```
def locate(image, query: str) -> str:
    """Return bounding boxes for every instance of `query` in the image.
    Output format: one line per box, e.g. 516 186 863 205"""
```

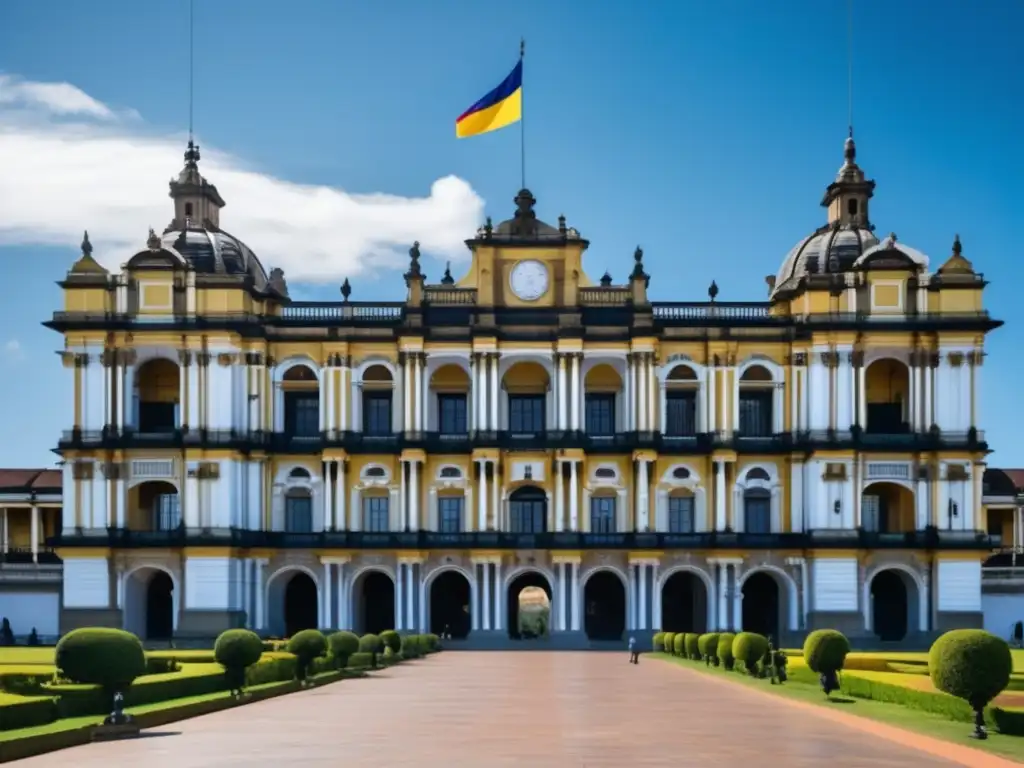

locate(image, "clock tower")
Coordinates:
458 189 593 309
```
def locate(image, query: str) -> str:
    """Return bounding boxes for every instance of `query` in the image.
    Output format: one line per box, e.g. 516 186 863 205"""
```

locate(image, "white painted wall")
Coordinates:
62 558 110 608
811 558 858 612
937 560 982 612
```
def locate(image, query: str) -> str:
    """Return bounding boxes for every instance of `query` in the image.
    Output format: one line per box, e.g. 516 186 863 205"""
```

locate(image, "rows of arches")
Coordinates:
119 562 923 643
122 352 916 438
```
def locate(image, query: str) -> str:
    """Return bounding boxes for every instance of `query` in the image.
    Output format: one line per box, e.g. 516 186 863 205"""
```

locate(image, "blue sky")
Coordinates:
0 0 1021 468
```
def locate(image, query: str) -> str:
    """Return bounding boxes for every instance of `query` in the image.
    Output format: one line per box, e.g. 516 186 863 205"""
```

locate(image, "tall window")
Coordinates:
509 395 545 434
363 393 393 435
585 394 615 435
284 393 319 437
363 496 390 532
738 392 772 437
743 489 771 534
589 496 616 533
285 491 313 533
438 497 463 533
509 487 546 533
860 494 893 532
665 393 697 436
667 496 695 533
438 394 468 435
152 493 181 530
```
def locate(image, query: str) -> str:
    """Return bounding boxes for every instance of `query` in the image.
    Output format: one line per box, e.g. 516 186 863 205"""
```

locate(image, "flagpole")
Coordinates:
520 38 525 190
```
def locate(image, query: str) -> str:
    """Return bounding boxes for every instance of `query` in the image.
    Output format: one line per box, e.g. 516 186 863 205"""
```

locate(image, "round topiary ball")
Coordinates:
55 627 146 696
717 632 736 669
359 633 382 653
287 629 327 680
214 629 263 692
930 629 1012 712
732 632 769 675
672 633 685 657
380 629 401 654
328 631 360 669
803 629 850 675
684 633 701 660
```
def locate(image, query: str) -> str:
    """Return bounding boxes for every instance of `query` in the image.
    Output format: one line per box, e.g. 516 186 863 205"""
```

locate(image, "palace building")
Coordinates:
48 134 1004 648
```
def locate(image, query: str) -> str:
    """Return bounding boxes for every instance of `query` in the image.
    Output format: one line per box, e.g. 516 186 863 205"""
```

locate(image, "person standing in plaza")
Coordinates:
628 636 638 664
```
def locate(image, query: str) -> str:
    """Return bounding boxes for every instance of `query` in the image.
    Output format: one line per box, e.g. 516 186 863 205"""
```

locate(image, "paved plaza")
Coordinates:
13 653 1016 767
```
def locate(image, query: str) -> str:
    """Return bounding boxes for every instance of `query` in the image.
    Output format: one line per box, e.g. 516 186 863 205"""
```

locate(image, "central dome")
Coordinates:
160 227 269 290
773 223 879 295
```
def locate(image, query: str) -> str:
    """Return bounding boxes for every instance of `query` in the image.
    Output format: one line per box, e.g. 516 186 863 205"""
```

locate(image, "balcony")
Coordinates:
51 528 999 552
1 547 61 565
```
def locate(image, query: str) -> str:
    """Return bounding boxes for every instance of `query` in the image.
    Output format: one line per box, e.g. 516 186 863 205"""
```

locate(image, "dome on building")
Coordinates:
768 133 928 299
158 227 270 290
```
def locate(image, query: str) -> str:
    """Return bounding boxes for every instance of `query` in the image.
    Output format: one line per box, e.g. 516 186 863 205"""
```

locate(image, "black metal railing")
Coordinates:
1 547 61 565
58 426 988 454
52 527 998 552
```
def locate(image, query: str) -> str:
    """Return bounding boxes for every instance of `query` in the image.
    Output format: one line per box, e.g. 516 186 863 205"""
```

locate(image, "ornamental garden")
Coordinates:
0 625 439 761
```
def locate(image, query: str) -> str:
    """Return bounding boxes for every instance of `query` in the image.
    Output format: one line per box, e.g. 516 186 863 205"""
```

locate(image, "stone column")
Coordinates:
637 460 649 531
395 563 405 631
323 561 333 629
570 353 581 431
624 353 633 431
571 562 581 631
477 354 488 431
418 354 427 433
323 460 334 531
639 563 648 629
254 559 266 631
482 563 492 631
30 505 40 562
569 461 579 531
557 354 567 429
335 460 346 531
489 354 499 432
403 353 413 431
409 460 419 532
405 562 415 631
554 459 563 531
714 461 726 531
478 460 488 531
627 565 637 630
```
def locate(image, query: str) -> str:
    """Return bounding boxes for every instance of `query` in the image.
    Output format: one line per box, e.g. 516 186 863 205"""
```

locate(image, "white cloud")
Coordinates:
0 75 485 283
4 340 23 363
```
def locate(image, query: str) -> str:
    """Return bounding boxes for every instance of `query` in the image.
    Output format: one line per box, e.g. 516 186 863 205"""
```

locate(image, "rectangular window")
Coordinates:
585 394 615 435
665 393 697 436
284 393 319 437
363 496 390 532
739 392 772 437
437 394 468 435
285 494 313 533
438 497 464 533
589 496 616 533
138 402 177 433
152 494 181 530
667 496 695 533
362 393 393 435
743 493 772 534
508 395 545 434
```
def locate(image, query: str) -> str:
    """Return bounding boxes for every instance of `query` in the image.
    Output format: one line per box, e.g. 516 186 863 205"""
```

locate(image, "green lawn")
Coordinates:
653 653 1024 763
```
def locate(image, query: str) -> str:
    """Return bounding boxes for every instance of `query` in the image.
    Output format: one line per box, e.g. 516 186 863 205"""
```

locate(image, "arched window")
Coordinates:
672 467 691 480
509 486 546 534
364 466 386 479
847 198 859 216
739 365 774 437
746 467 770 482
440 466 462 479
594 468 616 480
285 488 313 533
665 365 699 437
289 467 311 479
744 488 771 534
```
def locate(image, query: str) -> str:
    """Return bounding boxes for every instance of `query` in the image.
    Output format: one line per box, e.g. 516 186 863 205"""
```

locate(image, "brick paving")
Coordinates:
13 652 1013 767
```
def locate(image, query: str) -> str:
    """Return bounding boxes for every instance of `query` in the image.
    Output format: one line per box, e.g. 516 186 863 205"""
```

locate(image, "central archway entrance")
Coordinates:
507 571 551 639
741 571 780 641
660 571 708 634
145 571 174 640
283 572 318 637
430 570 472 638
871 569 912 641
584 570 626 641
354 571 395 635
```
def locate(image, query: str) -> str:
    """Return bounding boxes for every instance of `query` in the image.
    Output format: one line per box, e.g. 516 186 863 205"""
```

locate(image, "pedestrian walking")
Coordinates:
628 635 639 664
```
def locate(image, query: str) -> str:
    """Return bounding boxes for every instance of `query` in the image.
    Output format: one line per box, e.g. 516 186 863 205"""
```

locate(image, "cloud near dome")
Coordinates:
0 74 485 283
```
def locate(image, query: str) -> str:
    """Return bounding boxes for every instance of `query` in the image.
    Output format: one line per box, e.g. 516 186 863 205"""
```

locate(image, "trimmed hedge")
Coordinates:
380 630 401 654
697 632 720 664
716 633 736 670
652 632 666 651
662 633 677 657
55 628 146 696
733 632 769 676
803 630 850 675
684 633 700 660
328 631 360 670
929 629 1012 712
672 633 685 657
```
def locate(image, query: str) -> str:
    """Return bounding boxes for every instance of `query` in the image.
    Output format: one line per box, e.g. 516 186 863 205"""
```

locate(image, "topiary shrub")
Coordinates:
214 629 263 696
380 630 401 655
803 629 850 697
287 629 328 682
55 628 146 707
732 632 769 677
684 633 700 660
359 633 383 668
930 629 1013 740
716 632 736 671
402 634 423 659
652 632 666 652
672 633 685 657
327 631 360 670
697 632 720 666
662 632 677 656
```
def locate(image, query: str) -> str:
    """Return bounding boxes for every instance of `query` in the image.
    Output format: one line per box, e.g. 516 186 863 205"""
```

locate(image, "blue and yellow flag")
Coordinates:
455 59 522 138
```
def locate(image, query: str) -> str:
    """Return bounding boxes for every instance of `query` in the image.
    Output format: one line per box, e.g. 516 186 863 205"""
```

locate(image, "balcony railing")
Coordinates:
1 547 61 565
57 427 987 454
52 528 999 552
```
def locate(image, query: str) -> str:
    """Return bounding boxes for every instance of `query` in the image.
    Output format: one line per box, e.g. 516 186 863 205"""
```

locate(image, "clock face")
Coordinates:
509 260 549 301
